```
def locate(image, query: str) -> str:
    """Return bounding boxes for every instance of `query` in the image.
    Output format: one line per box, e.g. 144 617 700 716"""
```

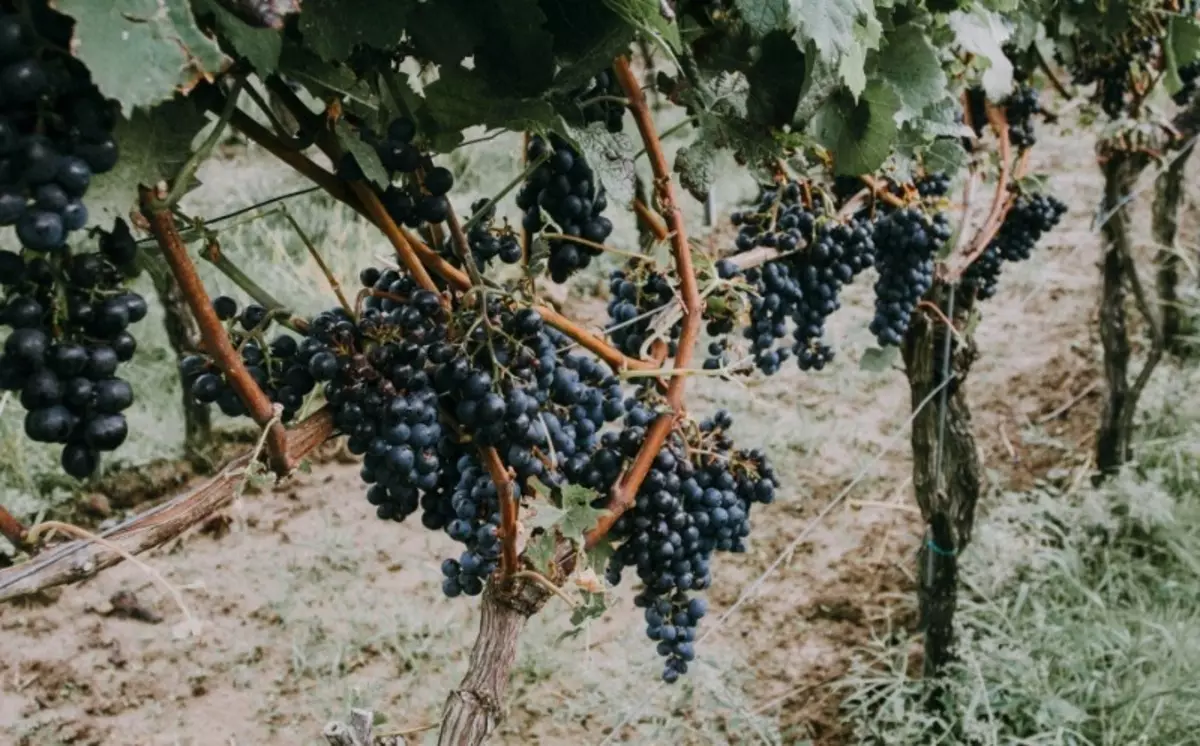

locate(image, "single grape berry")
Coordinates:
213 295 239 321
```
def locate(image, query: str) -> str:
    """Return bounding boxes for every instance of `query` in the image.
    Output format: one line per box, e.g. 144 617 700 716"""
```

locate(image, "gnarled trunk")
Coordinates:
901 281 982 679
1153 143 1194 357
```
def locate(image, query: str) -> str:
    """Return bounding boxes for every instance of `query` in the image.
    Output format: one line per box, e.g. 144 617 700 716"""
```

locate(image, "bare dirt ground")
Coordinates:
0 119 1123 746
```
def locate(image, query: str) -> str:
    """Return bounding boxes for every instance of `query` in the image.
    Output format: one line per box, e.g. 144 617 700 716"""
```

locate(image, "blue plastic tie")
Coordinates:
926 538 956 557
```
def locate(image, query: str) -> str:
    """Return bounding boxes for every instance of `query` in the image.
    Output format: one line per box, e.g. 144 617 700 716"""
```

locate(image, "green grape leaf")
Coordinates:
406 0 482 67
878 23 948 124
585 539 615 576
1165 16 1200 95
568 124 638 207
812 81 901 175
747 31 806 128
88 97 209 224
790 0 870 63
192 0 282 74
558 485 609 541
334 120 389 188
922 138 967 175
838 16 883 99
525 533 558 575
948 8 1013 99
859 345 898 372
603 0 681 51
473 0 556 96
297 0 415 61
570 591 608 626
56 0 229 113
423 68 556 136
734 0 792 39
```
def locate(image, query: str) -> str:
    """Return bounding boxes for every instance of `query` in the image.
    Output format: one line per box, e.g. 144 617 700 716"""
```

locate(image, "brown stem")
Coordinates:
140 185 292 475
0 504 27 550
950 131 1031 281
0 409 333 602
349 182 441 294
633 196 669 241
587 57 704 544
859 175 907 208
220 87 652 375
481 448 518 577
282 209 353 316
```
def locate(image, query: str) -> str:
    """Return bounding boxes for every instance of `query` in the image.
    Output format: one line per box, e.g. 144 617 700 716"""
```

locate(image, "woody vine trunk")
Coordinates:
901 280 982 682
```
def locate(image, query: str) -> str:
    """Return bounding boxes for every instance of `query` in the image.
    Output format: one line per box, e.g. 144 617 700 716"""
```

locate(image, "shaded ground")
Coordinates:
0 115 1123 745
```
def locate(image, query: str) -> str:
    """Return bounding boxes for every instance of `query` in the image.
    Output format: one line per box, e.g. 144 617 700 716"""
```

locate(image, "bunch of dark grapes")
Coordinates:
338 116 454 226
0 10 119 253
1174 60 1200 105
0 220 145 478
916 172 952 199
869 207 951 346
723 182 874 373
181 297 313 422
606 264 680 360
462 198 522 268
593 406 777 682
516 134 613 282
961 192 1067 300
568 68 625 133
1004 84 1041 149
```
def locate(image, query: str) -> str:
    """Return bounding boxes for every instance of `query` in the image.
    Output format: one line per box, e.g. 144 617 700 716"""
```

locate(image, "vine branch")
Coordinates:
586 56 703 546
0 504 28 550
140 185 292 475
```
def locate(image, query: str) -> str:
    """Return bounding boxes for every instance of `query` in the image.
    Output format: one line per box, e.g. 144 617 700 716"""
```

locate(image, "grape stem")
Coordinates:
280 208 354 317
460 150 551 235
198 238 310 333
209 85 655 374
633 196 669 240
0 503 28 551
140 185 293 475
167 76 246 208
949 107 1030 281
584 56 704 548
444 203 523 578
858 175 906 209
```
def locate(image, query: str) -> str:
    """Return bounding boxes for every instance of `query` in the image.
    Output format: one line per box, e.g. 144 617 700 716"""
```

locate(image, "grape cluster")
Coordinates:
1004 84 1041 149
961 193 1067 300
463 198 522 268
916 172 951 199
606 265 680 360
569 68 625 133
181 297 313 422
725 182 874 373
0 10 119 253
0 220 145 478
516 134 613 282
338 116 454 226
869 207 951 346
596 407 777 682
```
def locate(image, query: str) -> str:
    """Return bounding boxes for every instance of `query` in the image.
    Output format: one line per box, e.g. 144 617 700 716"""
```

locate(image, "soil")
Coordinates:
0 119 1130 746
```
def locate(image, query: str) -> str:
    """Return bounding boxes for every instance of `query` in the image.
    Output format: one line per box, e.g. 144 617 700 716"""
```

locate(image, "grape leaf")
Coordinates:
298 0 415 61
734 0 791 39
1165 16 1200 95
56 0 229 114
812 82 901 175
193 0 283 74
949 9 1013 99
859 345 898 372
89 97 209 223
585 539 615 576
922 138 967 175
473 0 556 97
570 591 608 626
558 485 609 541
838 16 882 99
424 68 556 135
525 533 558 575
406 0 481 66
603 0 681 51
878 23 947 124
568 124 638 207
789 0 870 63
334 120 389 188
